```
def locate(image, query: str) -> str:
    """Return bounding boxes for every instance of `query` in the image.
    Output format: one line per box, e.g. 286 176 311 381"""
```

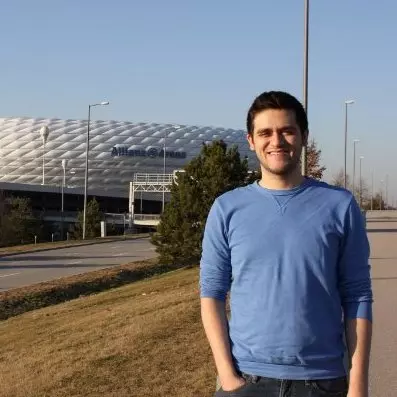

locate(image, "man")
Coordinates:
200 91 373 397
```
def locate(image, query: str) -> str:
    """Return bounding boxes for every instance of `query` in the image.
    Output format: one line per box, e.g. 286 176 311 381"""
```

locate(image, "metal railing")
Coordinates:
133 214 161 221
134 173 173 184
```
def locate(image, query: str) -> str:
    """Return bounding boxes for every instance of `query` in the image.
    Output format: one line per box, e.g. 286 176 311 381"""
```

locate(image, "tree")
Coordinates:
72 198 103 239
362 192 386 211
0 194 37 246
331 169 349 189
330 170 386 210
306 139 326 180
151 140 250 265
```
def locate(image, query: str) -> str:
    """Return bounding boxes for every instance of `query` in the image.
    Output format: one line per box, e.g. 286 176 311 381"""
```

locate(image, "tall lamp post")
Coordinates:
380 180 384 210
162 129 167 213
40 126 50 185
371 170 374 211
352 139 360 198
359 156 364 209
344 100 355 188
161 125 180 213
83 101 109 240
61 159 67 240
301 0 309 176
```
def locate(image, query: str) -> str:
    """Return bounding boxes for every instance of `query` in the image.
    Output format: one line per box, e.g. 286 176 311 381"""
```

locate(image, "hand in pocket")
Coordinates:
214 381 251 396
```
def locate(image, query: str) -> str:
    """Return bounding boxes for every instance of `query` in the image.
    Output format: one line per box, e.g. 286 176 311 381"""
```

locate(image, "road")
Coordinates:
366 221 397 396
0 238 156 292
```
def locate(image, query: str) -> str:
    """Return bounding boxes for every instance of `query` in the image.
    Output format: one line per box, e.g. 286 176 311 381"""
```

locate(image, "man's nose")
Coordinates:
269 132 285 146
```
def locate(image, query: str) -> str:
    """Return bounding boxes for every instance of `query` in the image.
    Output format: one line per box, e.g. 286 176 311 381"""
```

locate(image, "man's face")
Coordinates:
247 109 306 177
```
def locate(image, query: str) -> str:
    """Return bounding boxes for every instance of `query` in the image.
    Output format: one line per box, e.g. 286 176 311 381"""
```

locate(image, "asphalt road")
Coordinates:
0 238 157 292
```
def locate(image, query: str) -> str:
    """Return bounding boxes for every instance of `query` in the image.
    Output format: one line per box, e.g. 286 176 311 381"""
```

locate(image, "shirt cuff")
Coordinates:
343 301 373 322
200 289 228 301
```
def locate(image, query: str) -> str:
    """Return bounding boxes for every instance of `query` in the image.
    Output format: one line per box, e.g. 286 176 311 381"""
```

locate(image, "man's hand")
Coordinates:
221 374 246 392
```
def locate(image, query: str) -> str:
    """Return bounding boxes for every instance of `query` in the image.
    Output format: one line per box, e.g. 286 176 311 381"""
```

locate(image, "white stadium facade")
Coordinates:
0 117 256 233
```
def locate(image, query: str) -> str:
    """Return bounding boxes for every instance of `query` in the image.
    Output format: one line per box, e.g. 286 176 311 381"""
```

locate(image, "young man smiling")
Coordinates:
200 91 373 397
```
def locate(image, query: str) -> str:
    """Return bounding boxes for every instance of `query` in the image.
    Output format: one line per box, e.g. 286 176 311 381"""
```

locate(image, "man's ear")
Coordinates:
246 133 255 151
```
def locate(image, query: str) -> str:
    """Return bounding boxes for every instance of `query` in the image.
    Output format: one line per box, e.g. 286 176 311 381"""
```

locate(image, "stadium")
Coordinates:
0 117 256 231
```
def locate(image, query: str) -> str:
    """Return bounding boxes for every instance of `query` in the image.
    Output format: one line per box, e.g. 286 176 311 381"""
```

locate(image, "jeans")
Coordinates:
214 373 348 396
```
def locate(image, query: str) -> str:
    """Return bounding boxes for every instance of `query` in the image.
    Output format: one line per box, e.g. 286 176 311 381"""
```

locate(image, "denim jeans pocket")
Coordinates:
307 377 348 396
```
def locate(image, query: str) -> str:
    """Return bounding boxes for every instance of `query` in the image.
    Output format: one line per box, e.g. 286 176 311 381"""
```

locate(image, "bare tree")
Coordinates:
331 168 351 189
306 139 326 180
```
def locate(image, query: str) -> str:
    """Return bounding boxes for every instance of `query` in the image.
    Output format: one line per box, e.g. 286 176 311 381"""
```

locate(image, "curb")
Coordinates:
0 234 151 258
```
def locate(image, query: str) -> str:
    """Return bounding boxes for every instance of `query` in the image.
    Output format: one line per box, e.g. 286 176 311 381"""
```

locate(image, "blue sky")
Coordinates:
1 0 396 202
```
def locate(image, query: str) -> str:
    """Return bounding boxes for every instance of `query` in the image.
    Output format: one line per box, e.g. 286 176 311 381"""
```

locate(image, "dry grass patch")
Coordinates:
0 268 216 397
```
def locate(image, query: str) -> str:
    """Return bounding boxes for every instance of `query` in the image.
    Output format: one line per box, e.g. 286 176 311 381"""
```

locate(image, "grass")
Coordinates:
0 267 216 397
0 234 150 256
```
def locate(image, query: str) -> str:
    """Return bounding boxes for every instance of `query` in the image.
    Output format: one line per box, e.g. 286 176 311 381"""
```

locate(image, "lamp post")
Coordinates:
83 101 109 240
359 156 364 209
301 0 309 176
61 159 67 240
40 126 50 185
352 139 360 198
385 174 389 210
371 170 374 211
162 129 167 213
161 125 180 213
380 180 384 210
344 100 355 188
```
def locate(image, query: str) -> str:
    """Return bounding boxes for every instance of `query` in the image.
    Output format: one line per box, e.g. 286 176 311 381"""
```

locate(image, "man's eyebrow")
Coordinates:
255 125 297 133
255 128 272 134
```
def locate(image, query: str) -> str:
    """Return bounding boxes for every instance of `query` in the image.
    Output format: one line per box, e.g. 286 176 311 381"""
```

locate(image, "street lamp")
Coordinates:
301 0 309 176
39 125 50 185
61 159 67 240
380 180 384 210
83 101 109 240
162 129 167 213
359 156 364 209
344 100 355 189
352 139 360 198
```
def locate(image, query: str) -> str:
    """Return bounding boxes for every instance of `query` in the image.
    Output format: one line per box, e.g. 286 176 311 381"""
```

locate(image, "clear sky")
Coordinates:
1 1 396 203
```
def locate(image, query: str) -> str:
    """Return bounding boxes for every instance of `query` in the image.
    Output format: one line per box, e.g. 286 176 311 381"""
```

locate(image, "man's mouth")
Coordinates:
267 150 289 155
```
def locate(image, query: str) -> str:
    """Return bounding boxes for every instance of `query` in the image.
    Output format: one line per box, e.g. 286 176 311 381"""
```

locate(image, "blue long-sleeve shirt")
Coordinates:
200 179 373 380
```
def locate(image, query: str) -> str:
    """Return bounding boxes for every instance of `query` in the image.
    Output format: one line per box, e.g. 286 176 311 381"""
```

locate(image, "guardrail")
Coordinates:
366 210 397 220
131 213 161 226
133 214 161 221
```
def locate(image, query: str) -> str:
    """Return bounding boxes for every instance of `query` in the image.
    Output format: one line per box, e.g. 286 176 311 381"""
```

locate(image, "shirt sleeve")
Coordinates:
199 199 232 301
338 197 373 321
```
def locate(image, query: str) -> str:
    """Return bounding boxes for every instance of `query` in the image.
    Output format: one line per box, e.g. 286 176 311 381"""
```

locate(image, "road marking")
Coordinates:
112 253 128 257
68 261 83 265
110 245 123 249
0 272 20 278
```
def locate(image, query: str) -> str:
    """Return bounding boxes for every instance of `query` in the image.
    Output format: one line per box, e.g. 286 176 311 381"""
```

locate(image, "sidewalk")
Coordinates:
367 221 397 396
